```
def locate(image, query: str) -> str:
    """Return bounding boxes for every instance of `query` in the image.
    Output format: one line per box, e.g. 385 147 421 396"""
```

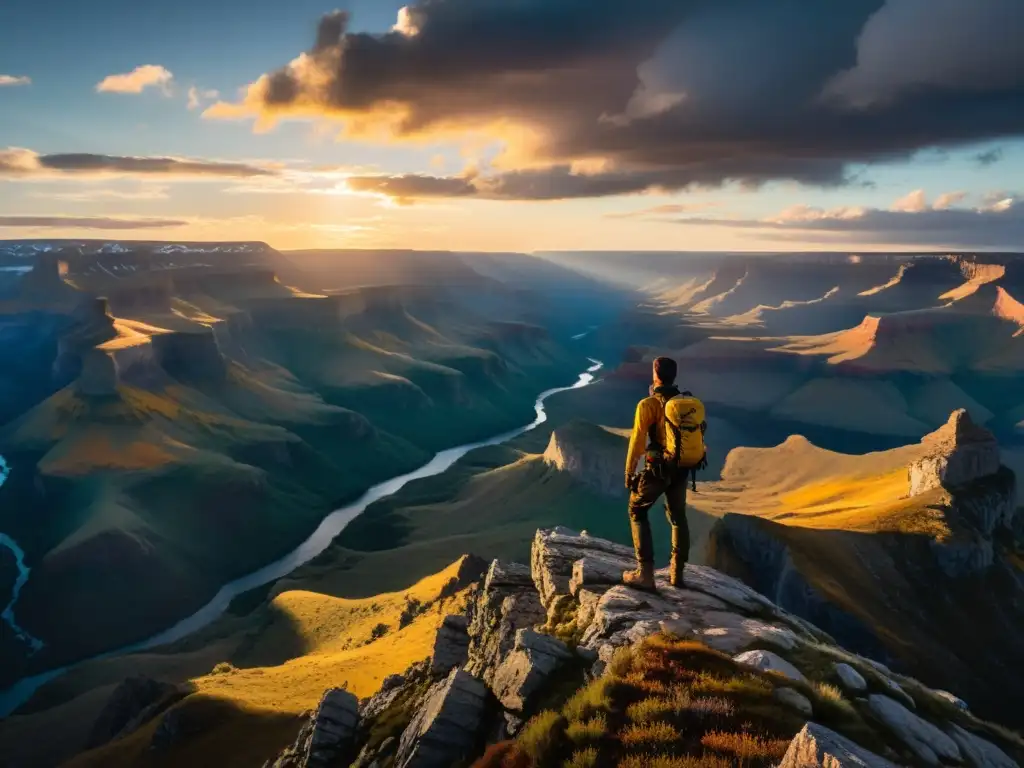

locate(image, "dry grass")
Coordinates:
566 716 608 745
517 711 566 762
564 677 618 723
564 747 599 768
700 730 791 762
626 697 675 723
621 721 679 747
510 634 861 768
619 755 732 768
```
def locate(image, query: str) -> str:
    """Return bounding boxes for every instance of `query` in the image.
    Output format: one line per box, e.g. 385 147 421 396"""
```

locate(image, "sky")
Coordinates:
1 0 1023 252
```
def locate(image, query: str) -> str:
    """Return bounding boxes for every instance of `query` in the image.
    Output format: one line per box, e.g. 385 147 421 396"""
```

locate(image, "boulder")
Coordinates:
948 724 1018 768
394 668 489 768
733 649 807 684
878 675 916 710
272 689 359 768
910 409 1001 495
430 615 470 677
490 629 573 712
773 687 813 717
360 661 427 722
779 723 899 768
465 559 547 684
867 694 961 766
695 612 799 655
834 663 868 695
532 528 635 610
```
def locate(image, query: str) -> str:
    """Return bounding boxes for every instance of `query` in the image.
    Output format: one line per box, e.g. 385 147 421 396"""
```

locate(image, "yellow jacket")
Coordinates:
625 395 668 475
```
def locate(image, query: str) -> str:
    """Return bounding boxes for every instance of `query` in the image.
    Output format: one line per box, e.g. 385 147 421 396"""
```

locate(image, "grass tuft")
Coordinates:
626 697 675 723
619 756 732 768
701 730 791 761
563 747 599 768
517 711 566 762
564 677 617 723
566 715 608 745
620 721 679 747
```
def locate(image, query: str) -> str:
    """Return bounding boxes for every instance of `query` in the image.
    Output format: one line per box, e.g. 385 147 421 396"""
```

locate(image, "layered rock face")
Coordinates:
282 528 1020 768
909 409 1003 496
707 410 1024 723
542 421 625 498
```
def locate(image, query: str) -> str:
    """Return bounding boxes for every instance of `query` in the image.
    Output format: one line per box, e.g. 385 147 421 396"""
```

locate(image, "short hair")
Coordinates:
653 356 677 385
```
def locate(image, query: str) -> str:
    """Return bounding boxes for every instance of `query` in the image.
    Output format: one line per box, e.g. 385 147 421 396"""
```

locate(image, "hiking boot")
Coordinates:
669 550 685 587
623 561 656 590
624 518 657 590
670 524 687 587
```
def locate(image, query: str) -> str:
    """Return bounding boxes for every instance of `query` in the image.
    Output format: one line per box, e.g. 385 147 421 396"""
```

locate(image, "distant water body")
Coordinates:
0 358 604 717
0 458 44 656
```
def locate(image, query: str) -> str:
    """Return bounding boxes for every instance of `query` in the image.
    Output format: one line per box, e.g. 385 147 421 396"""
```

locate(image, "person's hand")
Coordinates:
625 472 636 492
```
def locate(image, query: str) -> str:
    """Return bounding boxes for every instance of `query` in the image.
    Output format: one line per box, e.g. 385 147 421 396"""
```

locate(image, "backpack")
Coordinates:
662 391 708 490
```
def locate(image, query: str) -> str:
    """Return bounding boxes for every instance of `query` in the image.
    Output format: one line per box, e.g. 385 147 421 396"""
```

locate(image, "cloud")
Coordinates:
0 148 276 179
934 191 968 210
0 216 187 230
604 202 720 219
187 86 220 110
96 65 174 94
824 0 1023 107
0 75 30 87
975 147 1004 166
204 2 1024 200
890 189 928 213
663 194 1024 248
34 186 171 202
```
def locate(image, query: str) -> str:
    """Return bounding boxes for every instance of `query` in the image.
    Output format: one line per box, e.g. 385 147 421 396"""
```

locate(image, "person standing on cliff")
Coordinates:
623 357 707 590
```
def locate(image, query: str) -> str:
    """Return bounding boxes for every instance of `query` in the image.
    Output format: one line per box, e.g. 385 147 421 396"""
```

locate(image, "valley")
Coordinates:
1 244 1024 767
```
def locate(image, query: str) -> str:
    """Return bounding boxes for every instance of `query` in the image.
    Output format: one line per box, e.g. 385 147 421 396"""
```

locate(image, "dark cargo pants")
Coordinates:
627 467 689 564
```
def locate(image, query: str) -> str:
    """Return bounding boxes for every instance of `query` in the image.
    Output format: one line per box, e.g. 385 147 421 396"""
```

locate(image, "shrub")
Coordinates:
620 721 678 747
517 711 566 762
626 697 675 723
619 756 732 768
701 730 791 761
685 696 736 720
210 662 236 676
566 715 608 744
564 677 617 722
564 747 599 768
370 622 390 640
606 645 635 677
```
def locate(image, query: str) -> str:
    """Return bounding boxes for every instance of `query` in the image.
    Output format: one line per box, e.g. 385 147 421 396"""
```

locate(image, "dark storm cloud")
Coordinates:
0 216 188 229
0 148 276 178
209 0 1024 199
975 148 1004 167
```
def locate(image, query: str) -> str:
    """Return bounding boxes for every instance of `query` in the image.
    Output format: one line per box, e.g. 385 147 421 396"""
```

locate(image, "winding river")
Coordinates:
0 358 604 717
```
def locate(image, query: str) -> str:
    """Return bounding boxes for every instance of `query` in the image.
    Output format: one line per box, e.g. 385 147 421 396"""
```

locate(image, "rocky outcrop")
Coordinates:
910 409 1002 496
465 560 546 685
834 662 868 694
950 724 1019 768
779 723 899 768
393 668 488 768
734 648 807 683
271 689 359 768
490 629 572 712
152 328 228 385
542 421 625 497
342 528 1021 768
867 694 961 765
429 615 470 677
